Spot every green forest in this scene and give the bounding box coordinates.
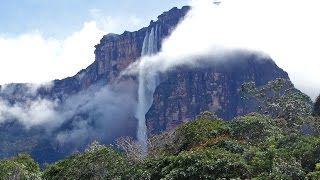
[1,79,320,180]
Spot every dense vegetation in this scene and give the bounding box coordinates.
[2,112,319,179]
[0,154,41,179]
[1,79,320,179]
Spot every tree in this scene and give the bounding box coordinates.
[241,78,313,124]
[276,134,320,173]
[0,154,41,180]
[115,136,146,162]
[313,94,320,117]
[43,142,148,180]
[144,148,250,180]
[195,111,219,121]
[173,114,224,152]
[307,163,320,179]
[229,113,286,145]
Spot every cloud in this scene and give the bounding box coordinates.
[184,0,320,100]
[0,11,141,85]
[0,8,146,86]
[89,8,143,33]
[0,79,138,151]
[0,22,104,84]
[0,83,58,129]
[54,80,138,149]
[127,0,320,100]
[0,97,59,129]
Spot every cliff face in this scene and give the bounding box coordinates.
[47,6,190,98]
[0,6,291,162]
[146,56,289,134]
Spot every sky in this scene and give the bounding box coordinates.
[0,0,188,84]
[0,0,189,37]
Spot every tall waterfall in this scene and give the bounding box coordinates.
[141,25,159,55]
[136,25,160,155]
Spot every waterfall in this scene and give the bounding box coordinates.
[136,25,159,155]
[141,25,159,56]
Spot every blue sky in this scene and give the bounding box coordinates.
[0,0,189,37]
[0,0,189,84]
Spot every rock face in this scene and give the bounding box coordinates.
[146,56,289,134]
[33,6,190,99]
[68,6,190,91]
[0,6,290,162]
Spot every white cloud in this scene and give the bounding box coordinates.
[0,97,59,129]
[89,8,143,33]
[0,9,146,86]
[127,0,320,100]
[0,21,105,84]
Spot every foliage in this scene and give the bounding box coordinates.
[307,163,320,179]
[276,135,320,172]
[147,130,176,158]
[1,79,320,179]
[3,112,320,180]
[173,112,224,152]
[115,136,145,162]
[0,153,41,180]
[144,148,250,180]
[228,113,287,145]
[299,116,320,135]
[241,78,313,123]
[195,111,219,121]
[244,146,305,179]
[42,142,148,180]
